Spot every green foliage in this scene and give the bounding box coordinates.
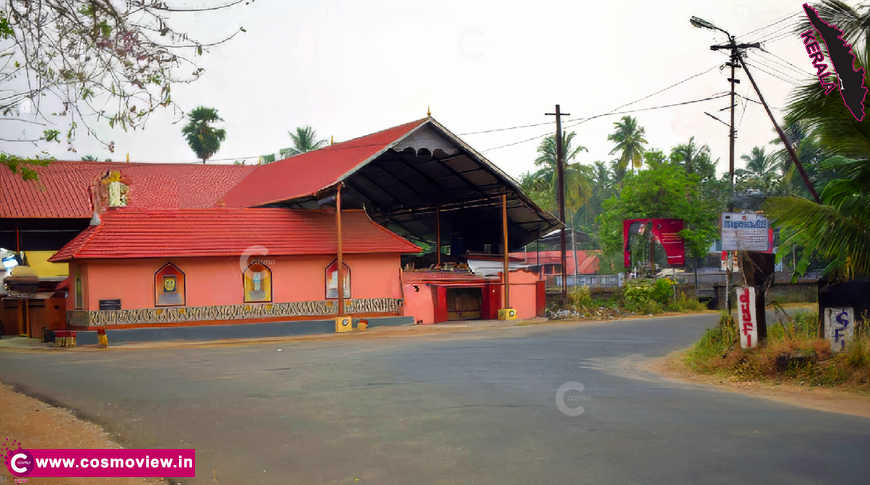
[1,2,248,154]
[596,163,726,265]
[279,126,328,158]
[0,12,13,38]
[182,106,227,164]
[0,153,55,181]
[521,131,591,216]
[668,293,707,313]
[42,129,61,143]
[735,146,781,193]
[623,278,672,313]
[607,116,648,175]
[567,286,593,310]
[684,314,737,372]
[669,136,717,181]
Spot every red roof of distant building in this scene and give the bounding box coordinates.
[49,208,420,261]
[509,250,600,274]
[219,119,428,208]
[1,161,256,218]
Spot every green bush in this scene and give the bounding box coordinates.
[668,293,707,313]
[567,286,593,310]
[624,278,675,314]
[684,313,737,372]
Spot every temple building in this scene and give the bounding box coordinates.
[1,117,562,340]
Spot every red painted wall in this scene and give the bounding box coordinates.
[70,254,402,312]
[402,269,540,324]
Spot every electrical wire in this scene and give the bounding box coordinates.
[740,12,801,41]
[744,61,801,86]
[745,17,801,44]
[749,57,806,84]
[756,49,812,79]
[481,93,731,152]
[459,64,720,136]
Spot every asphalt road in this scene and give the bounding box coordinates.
[2,315,869,485]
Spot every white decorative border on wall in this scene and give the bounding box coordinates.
[69,298,402,326]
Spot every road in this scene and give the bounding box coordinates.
[1,314,869,484]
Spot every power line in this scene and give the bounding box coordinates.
[761,28,801,45]
[744,16,800,43]
[481,93,731,152]
[605,64,720,113]
[749,57,806,84]
[459,120,554,136]
[740,12,800,41]
[744,61,801,86]
[755,49,812,78]
[459,64,720,137]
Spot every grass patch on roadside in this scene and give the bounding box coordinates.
[684,309,870,389]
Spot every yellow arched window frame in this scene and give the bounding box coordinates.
[243,261,272,303]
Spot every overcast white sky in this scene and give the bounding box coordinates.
[3,0,819,180]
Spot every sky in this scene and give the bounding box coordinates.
[2,0,820,180]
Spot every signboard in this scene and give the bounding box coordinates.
[736,287,758,348]
[824,307,854,352]
[623,218,686,268]
[721,212,773,252]
[99,299,122,311]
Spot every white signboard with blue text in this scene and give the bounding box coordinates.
[824,307,855,353]
[721,212,770,252]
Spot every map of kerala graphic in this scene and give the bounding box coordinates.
[803,3,868,121]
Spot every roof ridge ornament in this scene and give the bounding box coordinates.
[427,106,431,117]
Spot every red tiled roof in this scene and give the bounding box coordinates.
[49,208,420,261]
[1,161,257,218]
[220,119,428,208]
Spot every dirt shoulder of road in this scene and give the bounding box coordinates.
[648,351,870,419]
[0,383,167,485]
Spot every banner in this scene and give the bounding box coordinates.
[721,212,774,252]
[623,219,685,268]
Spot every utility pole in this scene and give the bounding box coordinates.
[546,105,570,304]
[710,37,759,196]
[709,37,759,316]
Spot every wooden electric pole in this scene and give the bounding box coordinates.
[546,105,570,304]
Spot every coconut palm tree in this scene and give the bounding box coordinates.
[607,116,648,175]
[528,131,592,217]
[670,136,717,180]
[736,146,780,179]
[278,126,328,159]
[181,106,227,164]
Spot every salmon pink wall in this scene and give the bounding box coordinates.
[402,282,435,324]
[508,270,538,319]
[76,254,402,311]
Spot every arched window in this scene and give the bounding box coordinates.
[155,263,185,307]
[243,261,272,303]
[325,260,351,299]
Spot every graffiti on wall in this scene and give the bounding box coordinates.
[69,298,403,326]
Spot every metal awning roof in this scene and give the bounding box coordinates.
[272,119,563,251]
